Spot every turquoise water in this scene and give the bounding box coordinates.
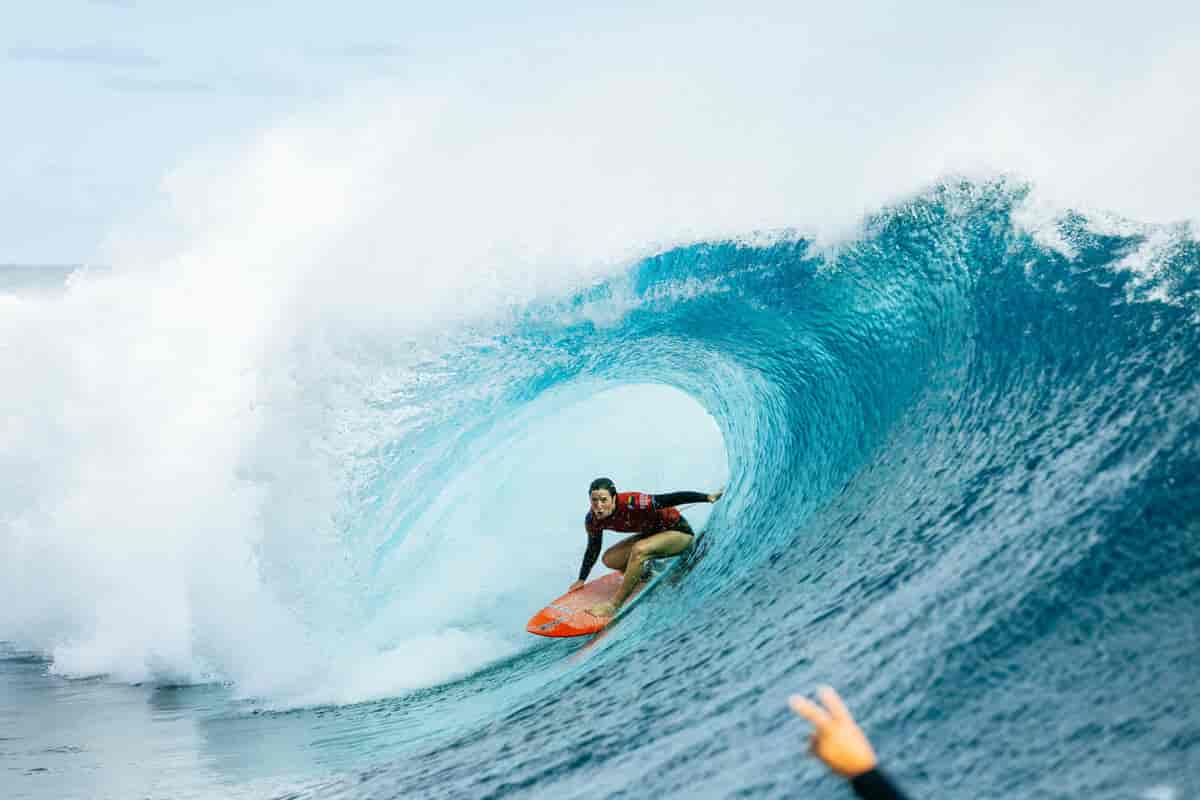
[2,181,1198,799]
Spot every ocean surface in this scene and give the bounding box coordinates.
[2,181,1198,799]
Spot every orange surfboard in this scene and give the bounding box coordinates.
[525,571,653,637]
[526,532,703,638]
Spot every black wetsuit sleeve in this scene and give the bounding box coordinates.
[850,769,909,800]
[578,531,602,581]
[651,491,710,507]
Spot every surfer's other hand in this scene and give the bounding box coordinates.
[589,602,616,617]
[568,580,585,593]
[788,686,878,778]
[708,488,724,502]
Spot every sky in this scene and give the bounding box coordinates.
[3,0,1198,264]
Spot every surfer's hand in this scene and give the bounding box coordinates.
[708,488,724,503]
[589,602,616,617]
[788,686,878,779]
[568,580,585,593]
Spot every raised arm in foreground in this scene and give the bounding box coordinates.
[789,686,910,800]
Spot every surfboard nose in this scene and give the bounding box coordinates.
[526,608,585,637]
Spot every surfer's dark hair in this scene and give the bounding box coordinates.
[589,477,617,497]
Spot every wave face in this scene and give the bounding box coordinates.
[3,180,1199,798]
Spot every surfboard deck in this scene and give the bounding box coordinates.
[526,532,703,638]
[525,571,648,637]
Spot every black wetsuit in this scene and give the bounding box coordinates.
[578,491,707,581]
[851,768,909,800]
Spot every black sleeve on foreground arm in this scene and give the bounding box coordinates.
[651,491,710,507]
[850,769,909,800]
[578,532,602,581]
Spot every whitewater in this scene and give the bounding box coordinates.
[2,41,1199,799]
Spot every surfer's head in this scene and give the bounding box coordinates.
[588,477,617,519]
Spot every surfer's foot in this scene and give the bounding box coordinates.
[589,602,617,617]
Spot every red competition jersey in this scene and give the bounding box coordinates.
[585,491,682,535]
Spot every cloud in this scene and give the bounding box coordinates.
[99,72,306,97]
[9,44,158,68]
[102,76,214,94]
[320,43,405,60]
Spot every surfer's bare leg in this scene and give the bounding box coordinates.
[601,533,653,571]
[606,530,693,611]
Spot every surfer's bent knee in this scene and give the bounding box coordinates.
[629,541,655,559]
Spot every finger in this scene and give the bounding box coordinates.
[789,694,832,728]
[817,685,853,722]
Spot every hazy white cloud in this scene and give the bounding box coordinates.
[894,40,1200,226]
[103,76,214,94]
[9,44,158,68]
[306,42,405,60]
[5,1,1200,261]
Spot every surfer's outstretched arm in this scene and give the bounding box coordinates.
[651,489,723,507]
[789,686,909,800]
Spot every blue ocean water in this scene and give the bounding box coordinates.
[2,181,1198,799]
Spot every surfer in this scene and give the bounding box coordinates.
[570,477,722,618]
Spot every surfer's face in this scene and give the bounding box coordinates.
[589,489,616,519]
